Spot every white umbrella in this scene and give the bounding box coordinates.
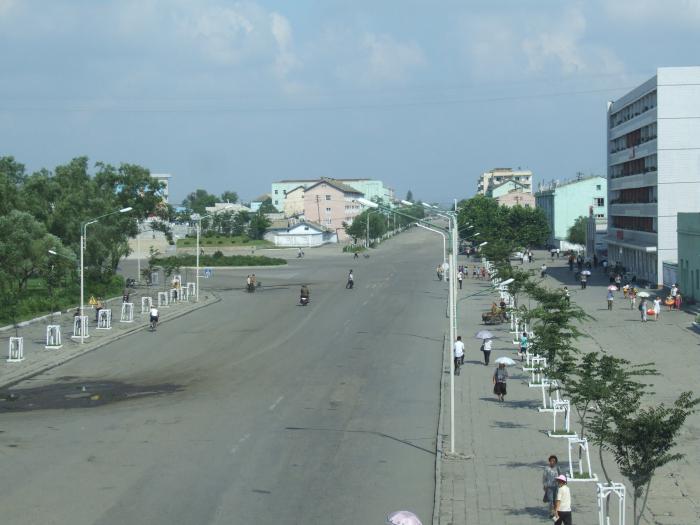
[581,270,591,276]
[637,291,650,298]
[475,330,495,340]
[607,285,618,291]
[495,356,517,366]
[387,510,423,525]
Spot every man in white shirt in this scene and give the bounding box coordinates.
[453,336,465,373]
[554,475,572,525]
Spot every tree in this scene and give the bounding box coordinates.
[568,216,587,245]
[507,205,550,248]
[248,213,271,240]
[405,190,414,203]
[220,191,239,204]
[608,392,699,525]
[345,210,387,244]
[0,156,26,216]
[257,197,277,214]
[182,189,218,214]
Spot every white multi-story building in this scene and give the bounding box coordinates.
[605,66,700,286]
[151,173,172,204]
[477,168,533,196]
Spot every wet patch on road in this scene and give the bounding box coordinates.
[0,380,183,413]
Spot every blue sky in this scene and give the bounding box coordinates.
[1,0,699,204]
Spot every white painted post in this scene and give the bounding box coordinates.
[97,309,112,330]
[510,315,518,334]
[180,286,189,302]
[158,291,169,307]
[597,482,626,525]
[566,437,598,482]
[71,316,89,340]
[528,356,547,385]
[7,337,24,362]
[548,400,576,437]
[186,282,196,297]
[46,325,63,349]
[538,379,561,412]
[120,303,134,323]
[141,296,153,314]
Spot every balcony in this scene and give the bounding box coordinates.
[609,107,657,138]
[605,228,657,250]
[608,139,657,165]
[607,171,657,191]
[608,202,657,217]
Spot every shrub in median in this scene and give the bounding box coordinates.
[153,254,286,267]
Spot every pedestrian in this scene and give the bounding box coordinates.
[551,250,555,260]
[653,296,662,321]
[540,263,547,278]
[453,336,465,375]
[602,259,608,272]
[346,269,354,289]
[94,297,103,323]
[458,270,464,289]
[568,255,574,271]
[640,298,648,322]
[670,283,678,307]
[528,250,533,263]
[614,273,622,289]
[629,288,637,310]
[563,286,570,305]
[442,261,450,281]
[675,291,683,311]
[542,455,562,518]
[492,363,508,402]
[122,288,130,303]
[518,331,529,361]
[553,475,573,525]
[481,338,492,365]
[472,266,478,278]
[607,289,614,310]
[580,273,587,289]
[436,265,443,281]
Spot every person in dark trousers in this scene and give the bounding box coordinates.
[481,338,492,365]
[346,270,354,289]
[492,363,508,401]
[543,455,562,518]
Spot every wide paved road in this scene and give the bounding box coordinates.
[0,229,446,525]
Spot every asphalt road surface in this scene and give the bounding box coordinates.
[0,229,446,525]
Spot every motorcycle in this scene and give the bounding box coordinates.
[300,296,309,306]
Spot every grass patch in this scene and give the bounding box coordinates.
[571,472,593,479]
[549,430,576,435]
[1,275,124,326]
[153,254,287,268]
[342,245,366,253]
[177,235,272,248]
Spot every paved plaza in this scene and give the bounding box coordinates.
[437,251,700,525]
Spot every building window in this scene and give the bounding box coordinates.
[596,185,601,190]
[595,198,605,207]
[325,195,331,200]
[274,190,278,194]
[324,219,332,225]
[325,207,331,212]
[274,200,278,205]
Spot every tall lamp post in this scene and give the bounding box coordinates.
[194,205,234,302]
[80,207,133,343]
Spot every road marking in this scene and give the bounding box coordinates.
[230,433,251,454]
[269,396,284,411]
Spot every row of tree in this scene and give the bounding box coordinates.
[344,202,426,244]
[496,265,697,525]
[456,195,550,262]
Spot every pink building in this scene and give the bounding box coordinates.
[303,178,363,240]
[495,191,535,208]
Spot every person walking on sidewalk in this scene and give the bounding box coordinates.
[563,286,570,305]
[457,269,464,289]
[607,289,614,310]
[543,455,562,518]
[629,287,637,310]
[540,263,547,279]
[492,363,508,402]
[640,298,649,322]
[653,296,662,321]
[553,475,573,525]
[453,336,465,375]
[518,332,529,361]
[675,291,683,311]
[481,338,492,365]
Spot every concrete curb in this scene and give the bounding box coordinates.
[432,332,447,525]
[0,293,221,390]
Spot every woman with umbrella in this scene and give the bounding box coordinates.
[475,331,494,365]
[492,359,512,402]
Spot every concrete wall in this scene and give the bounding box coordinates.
[678,213,700,302]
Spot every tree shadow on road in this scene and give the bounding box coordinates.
[490,420,526,429]
[503,398,541,409]
[502,460,543,469]
[505,506,550,519]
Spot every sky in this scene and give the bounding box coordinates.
[1,0,699,205]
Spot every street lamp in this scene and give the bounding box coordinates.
[195,205,234,302]
[80,206,133,343]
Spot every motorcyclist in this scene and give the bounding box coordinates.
[300,284,310,302]
[346,270,354,289]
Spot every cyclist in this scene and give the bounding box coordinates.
[149,306,159,330]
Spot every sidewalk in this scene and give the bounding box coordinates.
[435,252,700,524]
[0,288,219,389]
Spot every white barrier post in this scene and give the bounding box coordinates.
[567,437,598,482]
[7,337,24,362]
[180,286,189,302]
[141,296,153,314]
[120,303,134,323]
[71,316,89,340]
[186,282,196,298]
[538,379,562,412]
[97,309,112,330]
[46,325,63,349]
[597,482,626,525]
[548,399,576,437]
[528,356,547,384]
[158,291,169,307]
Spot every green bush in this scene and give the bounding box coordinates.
[153,254,286,267]
[213,250,224,259]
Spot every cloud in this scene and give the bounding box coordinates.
[459,5,624,80]
[270,12,300,79]
[0,0,14,16]
[331,31,426,86]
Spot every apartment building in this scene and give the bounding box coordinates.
[477,168,533,196]
[270,178,393,212]
[606,66,700,286]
